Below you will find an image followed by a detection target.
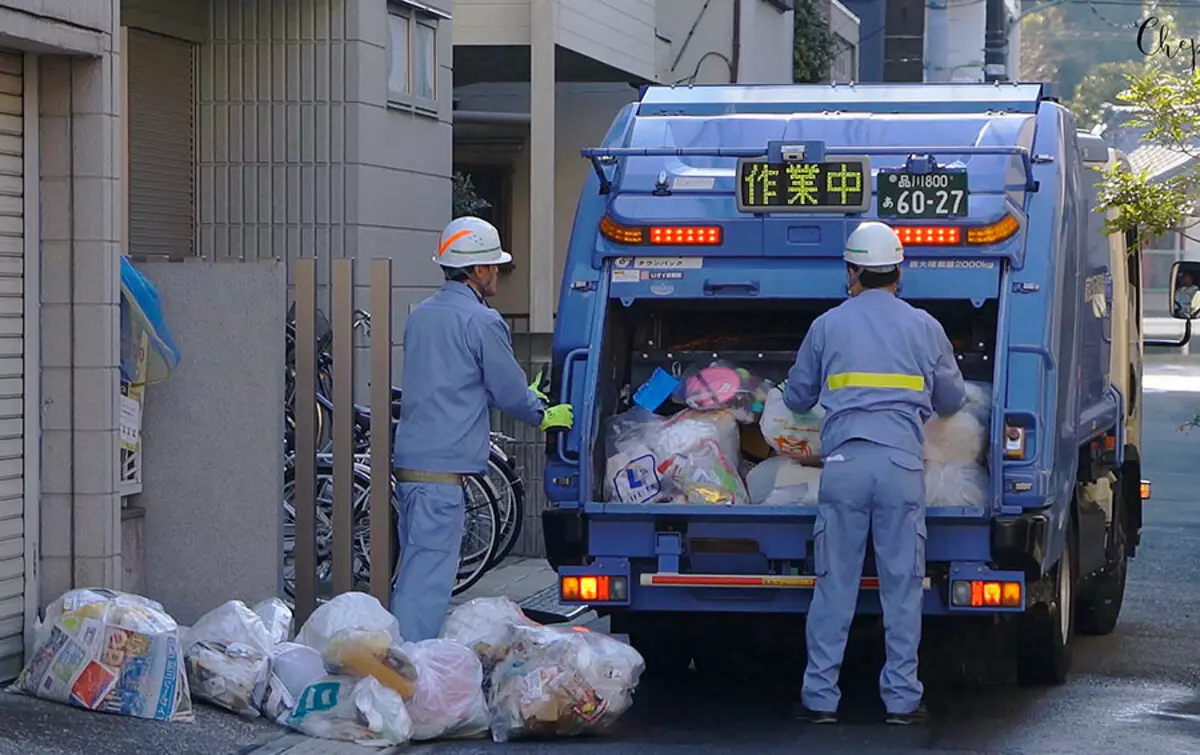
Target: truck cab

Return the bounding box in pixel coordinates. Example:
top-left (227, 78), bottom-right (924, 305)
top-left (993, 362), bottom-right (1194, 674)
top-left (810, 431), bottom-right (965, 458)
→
top-left (542, 83), bottom-right (1151, 685)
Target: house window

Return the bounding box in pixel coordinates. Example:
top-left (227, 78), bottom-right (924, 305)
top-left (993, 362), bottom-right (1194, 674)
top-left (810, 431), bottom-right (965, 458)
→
top-left (388, 3), bottom-right (439, 111)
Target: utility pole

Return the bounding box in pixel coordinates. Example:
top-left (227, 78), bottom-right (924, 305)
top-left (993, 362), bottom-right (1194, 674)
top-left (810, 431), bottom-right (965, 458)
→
top-left (984, 0), bottom-right (1007, 81)
top-left (925, 0), bottom-right (950, 82)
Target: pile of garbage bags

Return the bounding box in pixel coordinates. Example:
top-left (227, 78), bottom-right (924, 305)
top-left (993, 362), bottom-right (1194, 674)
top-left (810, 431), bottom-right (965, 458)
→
top-left (9, 588), bottom-right (644, 746)
top-left (604, 359), bottom-right (994, 510)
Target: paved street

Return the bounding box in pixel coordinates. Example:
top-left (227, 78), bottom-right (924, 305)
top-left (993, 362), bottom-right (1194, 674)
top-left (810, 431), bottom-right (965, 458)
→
top-left (3, 357), bottom-right (1200, 754)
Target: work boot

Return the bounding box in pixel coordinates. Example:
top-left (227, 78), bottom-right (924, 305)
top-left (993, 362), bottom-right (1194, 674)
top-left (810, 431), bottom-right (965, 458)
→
top-left (792, 703), bottom-right (837, 724)
top-left (885, 703), bottom-right (929, 726)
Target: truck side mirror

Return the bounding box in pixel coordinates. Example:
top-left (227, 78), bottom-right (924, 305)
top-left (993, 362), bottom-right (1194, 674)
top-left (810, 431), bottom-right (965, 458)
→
top-left (1169, 260), bottom-right (1200, 320)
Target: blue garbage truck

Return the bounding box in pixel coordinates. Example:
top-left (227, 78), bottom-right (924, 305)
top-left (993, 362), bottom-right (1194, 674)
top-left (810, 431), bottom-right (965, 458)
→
top-left (541, 82), bottom-right (1155, 685)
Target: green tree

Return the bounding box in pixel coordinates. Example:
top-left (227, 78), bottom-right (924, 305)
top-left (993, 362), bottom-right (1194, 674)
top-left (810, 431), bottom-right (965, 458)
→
top-left (793, 0), bottom-right (835, 83)
top-left (452, 171), bottom-right (491, 218)
top-left (1069, 61), bottom-right (1149, 131)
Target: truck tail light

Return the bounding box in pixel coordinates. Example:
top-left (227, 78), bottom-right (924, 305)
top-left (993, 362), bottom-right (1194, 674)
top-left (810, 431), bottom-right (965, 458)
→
top-left (966, 214), bottom-right (1020, 245)
top-left (599, 214), bottom-right (722, 246)
top-left (951, 579), bottom-right (1022, 608)
top-left (1141, 480), bottom-right (1152, 500)
top-left (560, 575), bottom-right (628, 603)
top-left (894, 226), bottom-right (962, 246)
top-left (600, 215), bottom-right (645, 245)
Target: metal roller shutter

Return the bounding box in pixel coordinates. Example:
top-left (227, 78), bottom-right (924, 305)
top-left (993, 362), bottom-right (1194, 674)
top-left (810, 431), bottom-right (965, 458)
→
top-left (0, 50), bottom-right (25, 684)
top-left (128, 29), bottom-right (195, 258)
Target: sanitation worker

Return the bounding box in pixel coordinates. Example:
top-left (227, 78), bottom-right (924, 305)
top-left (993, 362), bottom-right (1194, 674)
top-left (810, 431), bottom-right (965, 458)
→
top-left (782, 220), bottom-right (966, 725)
top-left (391, 215), bottom-right (574, 641)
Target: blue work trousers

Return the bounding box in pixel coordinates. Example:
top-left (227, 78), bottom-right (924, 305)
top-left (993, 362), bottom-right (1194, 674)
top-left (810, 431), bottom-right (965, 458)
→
top-left (802, 440), bottom-right (927, 715)
top-left (389, 481), bottom-right (465, 642)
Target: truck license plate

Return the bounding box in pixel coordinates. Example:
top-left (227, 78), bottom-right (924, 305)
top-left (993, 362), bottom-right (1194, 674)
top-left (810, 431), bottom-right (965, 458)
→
top-left (877, 170), bottom-right (969, 219)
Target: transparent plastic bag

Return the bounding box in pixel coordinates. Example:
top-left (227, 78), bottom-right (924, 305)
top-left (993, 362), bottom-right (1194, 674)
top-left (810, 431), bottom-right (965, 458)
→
top-left (403, 639), bottom-right (489, 741)
top-left (440, 597), bottom-right (539, 670)
top-left (924, 410), bottom-right (987, 465)
top-left (961, 380), bottom-right (993, 427)
top-left (13, 588), bottom-right (193, 722)
top-left (487, 626), bottom-right (645, 743)
top-left (323, 628), bottom-right (418, 700)
top-left (262, 642), bottom-right (326, 721)
top-left (183, 600), bottom-right (274, 717)
top-left (759, 386), bottom-right (825, 458)
top-left (252, 598), bottom-right (294, 645)
top-left (745, 456), bottom-right (822, 505)
top-left (654, 409), bottom-right (746, 504)
top-left (670, 360), bottom-right (769, 422)
top-left (925, 461), bottom-right (990, 508)
top-left (284, 675), bottom-right (413, 746)
top-left (604, 408), bottom-right (667, 504)
top-left (294, 592), bottom-right (402, 656)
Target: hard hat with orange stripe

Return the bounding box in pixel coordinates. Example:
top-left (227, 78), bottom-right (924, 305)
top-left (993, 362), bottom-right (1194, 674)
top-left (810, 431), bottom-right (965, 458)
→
top-left (434, 216), bottom-right (512, 268)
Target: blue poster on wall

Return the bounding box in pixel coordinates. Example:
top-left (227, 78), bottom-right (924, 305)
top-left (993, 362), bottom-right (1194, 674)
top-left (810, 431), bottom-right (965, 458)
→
top-left (120, 257), bottom-right (181, 384)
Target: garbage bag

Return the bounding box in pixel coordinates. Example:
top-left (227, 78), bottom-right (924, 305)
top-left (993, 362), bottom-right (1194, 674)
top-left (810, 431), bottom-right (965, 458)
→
top-left (324, 628), bottom-right (418, 700)
top-left (440, 597), bottom-right (539, 669)
top-left (487, 625), bottom-right (645, 743)
top-left (253, 598), bottom-right (294, 645)
top-left (925, 461), bottom-right (990, 508)
top-left (182, 600), bottom-right (274, 717)
top-left (759, 387), bottom-right (825, 458)
top-left (745, 456), bottom-right (822, 505)
top-left (284, 675), bottom-right (413, 746)
top-left (961, 380), bottom-right (993, 427)
top-left (294, 592), bottom-right (402, 656)
top-left (924, 410), bottom-right (987, 465)
top-left (262, 642), bottom-right (326, 721)
top-left (12, 588), bottom-right (193, 722)
top-left (403, 639), bottom-right (489, 741)
top-left (670, 360), bottom-right (769, 422)
top-left (654, 409), bottom-right (747, 504)
top-left (604, 407), bottom-right (668, 504)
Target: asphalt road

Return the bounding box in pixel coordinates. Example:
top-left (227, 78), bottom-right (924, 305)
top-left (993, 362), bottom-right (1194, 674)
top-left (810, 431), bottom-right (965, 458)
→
top-left (424, 360), bottom-right (1200, 755)
top-left (3, 358), bottom-right (1199, 755)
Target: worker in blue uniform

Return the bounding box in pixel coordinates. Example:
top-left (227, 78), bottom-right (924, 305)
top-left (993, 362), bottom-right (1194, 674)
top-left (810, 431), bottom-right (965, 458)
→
top-left (391, 216), bottom-right (574, 642)
top-left (783, 221), bottom-right (966, 725)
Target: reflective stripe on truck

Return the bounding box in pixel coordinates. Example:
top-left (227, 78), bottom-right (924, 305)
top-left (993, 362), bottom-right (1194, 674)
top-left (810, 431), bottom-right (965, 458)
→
top-left (639, 574), bottom-right (934, 590)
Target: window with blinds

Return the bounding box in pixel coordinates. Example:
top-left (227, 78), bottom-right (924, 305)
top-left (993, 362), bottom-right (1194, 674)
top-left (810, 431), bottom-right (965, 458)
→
top-left (127, 29), bottom-right (196, 259)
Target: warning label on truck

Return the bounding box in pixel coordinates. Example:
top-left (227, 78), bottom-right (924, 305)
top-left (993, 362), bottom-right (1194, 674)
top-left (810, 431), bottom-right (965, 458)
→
top-left (908, 259), bottom-right (996, 269)
top-left (614, 257), bottom-right (704, 270)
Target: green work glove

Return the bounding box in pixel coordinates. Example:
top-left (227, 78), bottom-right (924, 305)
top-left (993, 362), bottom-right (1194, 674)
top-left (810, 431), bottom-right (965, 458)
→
top-left (529, 369), bottom-right (549, 402)
top-left (540, 404), bottom-right (574, 432)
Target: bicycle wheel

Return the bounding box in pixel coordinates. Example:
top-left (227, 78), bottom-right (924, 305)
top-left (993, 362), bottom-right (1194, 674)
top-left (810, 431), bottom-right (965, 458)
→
top-left (282, 463), bottom-right (374, 600)
top-left (484, 451), bottom-right (525, 565)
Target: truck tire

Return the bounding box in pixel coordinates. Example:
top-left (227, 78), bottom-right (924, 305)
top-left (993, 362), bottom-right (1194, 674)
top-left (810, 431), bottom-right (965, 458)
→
top-left (1076, 496), bottom-right (1128, 636)
top-left (1016, 515), bottom-right (1077, 686)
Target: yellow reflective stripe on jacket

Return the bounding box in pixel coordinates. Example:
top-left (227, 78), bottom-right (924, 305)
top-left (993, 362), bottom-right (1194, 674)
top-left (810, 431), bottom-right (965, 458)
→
top-left (826, 372), bottom-right (926, 391)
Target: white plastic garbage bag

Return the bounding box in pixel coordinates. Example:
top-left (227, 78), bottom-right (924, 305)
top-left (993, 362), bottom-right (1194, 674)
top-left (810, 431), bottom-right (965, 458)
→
top-left (284, 675), bottom-right (414, 747)
top-left (604, 408), bottom-right (668, 504)
top-left (759, 387), bottom-right (825, 458)
top-left (654, 409), bottom-right (747, 505)
top-left (487, 625), bottom-right (645, 743)
top-left (262, 642), bottom-right (326, 721)
top-left (252, 598), bottom-right (294, 645)
top-left (323, 628), bottom-right (418, 700)
top-left (294, 592), bottom-right (402, 656)
top-left (745, 456), bottom-right (822, 505)
top-left (924, 410), bottom-right (987, 465)
top-left (961, 380), bottom-right (993, 426)
top-left (925, 461), bottom-right (990, 508)
top-left (403, 639), bottom-right (489, 741)
top-left (13, 588), bottom-right (193, 722)
top-left (440, 597), bottom-right (538, 669)
top-left (183, 600), bottom-right (274, 717)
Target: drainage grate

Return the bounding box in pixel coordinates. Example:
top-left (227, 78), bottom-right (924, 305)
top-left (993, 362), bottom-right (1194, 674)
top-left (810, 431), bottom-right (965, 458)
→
top-left (518, 584), bottom-right (590, 624)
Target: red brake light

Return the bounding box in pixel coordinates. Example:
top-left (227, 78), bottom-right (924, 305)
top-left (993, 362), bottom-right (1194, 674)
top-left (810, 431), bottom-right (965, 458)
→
top-left (894, 226), bottom-right (962, 246)
top-left (649, 226), bottom-right (722, 245)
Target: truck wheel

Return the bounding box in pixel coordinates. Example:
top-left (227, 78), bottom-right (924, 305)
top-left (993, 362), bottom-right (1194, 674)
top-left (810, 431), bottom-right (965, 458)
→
top-left (1076, 498), bottom-right (1128, 636)
top-left (1016, 516), bottom-right (1076, 686)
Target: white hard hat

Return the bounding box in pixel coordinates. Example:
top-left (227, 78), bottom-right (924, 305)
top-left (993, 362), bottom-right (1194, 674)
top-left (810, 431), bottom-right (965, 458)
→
top-left (434, 216), bottom-right (513, 268)
top-left (843, 221), bottom-right (904, 271)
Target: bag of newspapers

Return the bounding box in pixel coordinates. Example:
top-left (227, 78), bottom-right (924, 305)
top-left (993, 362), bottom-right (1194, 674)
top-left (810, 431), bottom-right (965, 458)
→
top-left (487, 625), bottom-right (645, 743)
top-left (12, 588), bottom-right (193, 722)
top-left (182, 600), bottom-right (274, 718)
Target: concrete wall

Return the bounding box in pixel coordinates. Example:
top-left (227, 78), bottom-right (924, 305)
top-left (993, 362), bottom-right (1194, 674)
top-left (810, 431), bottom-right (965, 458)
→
top-left (558, 0), bottom-right (656, 83)
top-left (455, 0), bottom-right (530, 46)
top-left (737, 0), bottom-right (795, 84)
top-left (840, 0), bottom-right (884, 81)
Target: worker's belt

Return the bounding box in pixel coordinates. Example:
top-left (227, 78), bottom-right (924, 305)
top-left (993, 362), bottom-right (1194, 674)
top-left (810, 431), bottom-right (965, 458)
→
top-left (827, 372), bottom-right (926, 391)
top-left (394, 469), bottom-right (464, 485)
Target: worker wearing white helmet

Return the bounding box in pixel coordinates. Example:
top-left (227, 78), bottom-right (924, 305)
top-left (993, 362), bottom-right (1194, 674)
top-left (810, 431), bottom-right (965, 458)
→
top-left (784, 220), bottom-right (966, 726)
top-left (391, 216), bottom-right (574, 641)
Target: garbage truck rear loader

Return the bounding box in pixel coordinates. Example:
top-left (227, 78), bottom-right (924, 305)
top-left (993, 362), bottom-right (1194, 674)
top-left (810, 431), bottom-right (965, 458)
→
top-left (540, 83), bottom-right (1153, 685)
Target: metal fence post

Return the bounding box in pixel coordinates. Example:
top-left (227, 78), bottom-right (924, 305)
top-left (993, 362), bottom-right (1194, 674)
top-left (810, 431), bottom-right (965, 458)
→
top-left (331, 258), bottom-right (355, 596)
top-left (293, 258), bottom-right (318, 625)
top-left (369, 258), bottom-right (394, 604)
